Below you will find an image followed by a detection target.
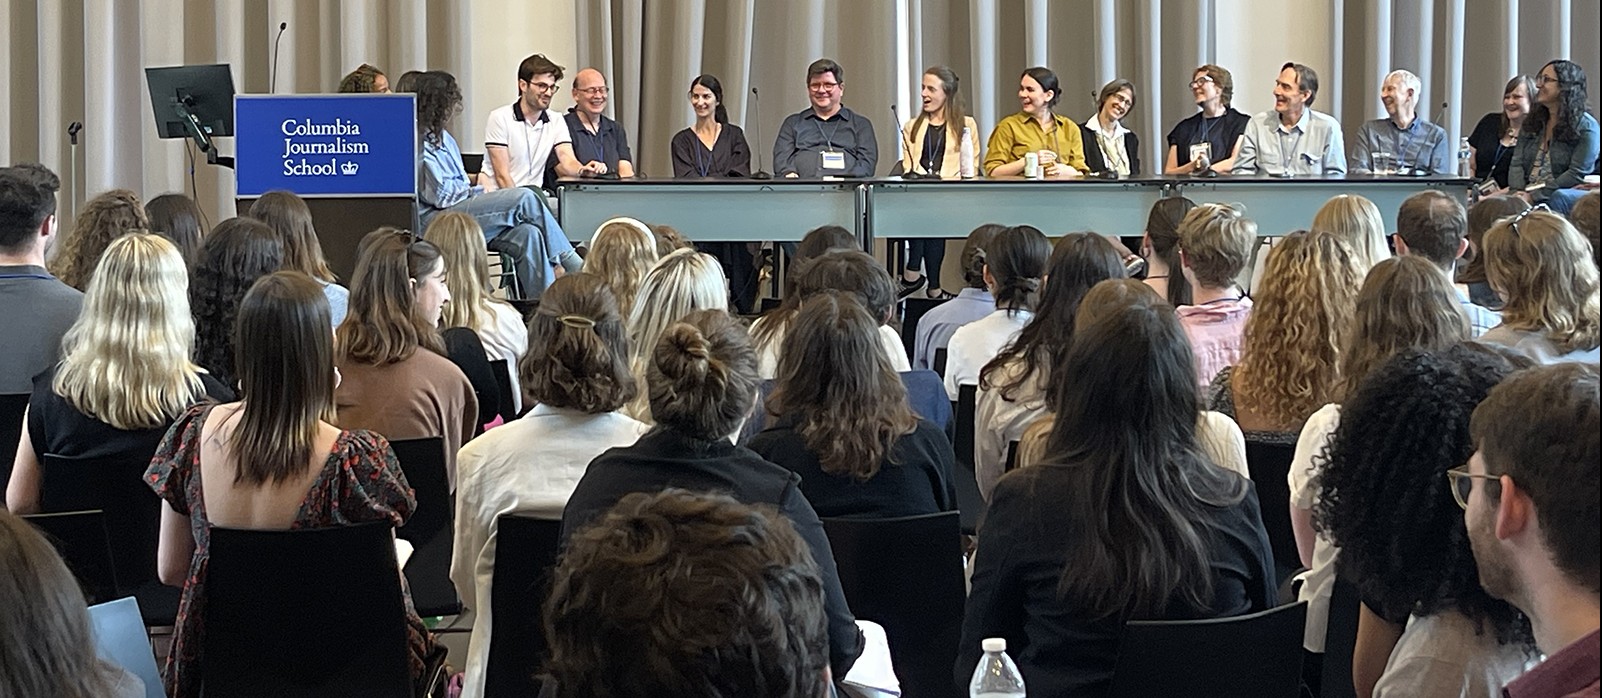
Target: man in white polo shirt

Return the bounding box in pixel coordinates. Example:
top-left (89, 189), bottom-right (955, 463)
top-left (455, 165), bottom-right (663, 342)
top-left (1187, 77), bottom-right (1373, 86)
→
top-left (484, 54), bottom-right (592, 191)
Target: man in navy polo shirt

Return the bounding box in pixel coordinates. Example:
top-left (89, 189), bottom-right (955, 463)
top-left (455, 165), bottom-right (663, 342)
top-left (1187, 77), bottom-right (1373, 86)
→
top-left (557, 68), bottom-right (636, 180)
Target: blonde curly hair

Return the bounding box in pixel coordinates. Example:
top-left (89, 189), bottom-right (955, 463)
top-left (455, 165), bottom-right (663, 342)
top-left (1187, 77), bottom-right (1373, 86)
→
top-left (49, 189), bottom-right (148, 290)
top-left (1233, 230), bottom-right (1363, 428)
top-left (1484, 210), bottom-right (1601, 353)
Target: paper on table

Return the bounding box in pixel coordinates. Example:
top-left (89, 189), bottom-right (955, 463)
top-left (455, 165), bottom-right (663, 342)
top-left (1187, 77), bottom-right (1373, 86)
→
top-left (842, 619), bottom-right (900, 697)
top-left (394, 539), bottom-right (414, 569)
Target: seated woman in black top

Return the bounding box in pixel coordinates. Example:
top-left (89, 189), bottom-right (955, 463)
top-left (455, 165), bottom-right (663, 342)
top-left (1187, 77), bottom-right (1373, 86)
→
top-left (669, 74), bottom-right (759, 313)
top-left (563, 309), bottom-right (865, 678)
top-left (1467, 75), bottom-right (1536, 191)
top-left (1081, 79), bottom-right (1141, 176)
top-left (7, 233), bottom-right (230, 514)
top-left (1163, 64), bottom-right (1251, 175)
top-left (957, 279), bottom-right (1275, 697)
top-left (750, 291), bottom-right (956, 518)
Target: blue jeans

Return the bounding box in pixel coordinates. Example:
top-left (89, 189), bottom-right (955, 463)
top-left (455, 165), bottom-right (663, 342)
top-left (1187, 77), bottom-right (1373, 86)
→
top-left (422, 186), bottom-right (577, 298)
top-left (1547, 187), bottom-right (1586, 215)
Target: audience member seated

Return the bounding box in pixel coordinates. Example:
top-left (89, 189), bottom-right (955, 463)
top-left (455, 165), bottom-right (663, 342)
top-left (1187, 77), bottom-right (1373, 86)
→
top-left (144, 192), bottom-right (204, 265)
top-left (1394, 190), bottom-right (1503, 337)
top-left (1233, 62), bottom-right (1346, 176)
top-left (1175, 204), bottom-right (1256, 392)
top-left (912, 223), bottom-right (1003, 371)
top-left (1012, 279), bottom-right (1249, 479)
top-left (6, 234), bottom-right (230, 512)
top-left (975, 233), bottom-right (1125, 497)
top-left (482, 54), bottom-right (585, 190)
top-left (650, 222), bottom-right (694, 258)
top-left (984, 66), bottom-right (1088, 178)
top-left (0, 509), bottom-right (144, 698)
top-left (1313, 193), bottom-right (1392, 274)
top-left (48, 188), bottom-right (146, 292)
top-left (774, 58), bottom-right (879, 178)
top-left (450, 273), bottom-right (647, 698)
top-left (1081, 78), bottom-right (1141, 176)
top-left (1318, 344), bottom-right (1537, 698)
top-left (1163, 64), bottom-right (1251, 175)
top-left (147, 271), bottom-right (439, 698)
top-left (750, 291), bottom-right (956, 518)
top-left (335, 231), bottom-right (478, 488)
top-left (1571, 190), bottom-right (1600, 270)
top-left (1349, 70), bottom-right (1451, 175)
top-left (754, 248), bottom-right (910, 380)
top-left (1479, 208), bottom-right (1601, 364)
top-left (1464, 363), bottom-right (1600, 698)
top-left (337, 63), bottom-right (390, 93)
top-left (1291, 256), bottom-right (1473, 663)
top-left (426, 212), bottom-right (531, 415)
top-left (581, 216), bottom-right (658, 320)
top-left (944, 225), bottom-right (1050, 399)
top-left (412, 70), bottom-right (580, 299)
top-left (751, 224), bottom-right (858, 368)
top-left (1467, 76), bottom-right (1535, 191)
top-left (623, 247), bottom-right (728, 422)
top-left (1459, 195), bottom-right (1529, 310)
top-left (545, 489), bottom-right (831, 698)
top-left (248, 190), bottom-right (349, 325)
top-left (190, 218), bottom-right (284, 389)
top-left (1140, 196), bottom-right (1197, 305)
top-left (564, 309), bottom-right (865, 677)
top-left (958, 277), bottom-right (1274, 697)
top-left (0, 163), bottom-right (80, 396)
top-left (1509, 60), bottom-right (1599, 214)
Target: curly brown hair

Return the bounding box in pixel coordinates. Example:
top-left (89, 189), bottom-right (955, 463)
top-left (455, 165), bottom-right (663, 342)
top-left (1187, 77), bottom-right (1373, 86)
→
top-left (50, 189), bottom-right (148, 290)
top-left (522, 273), bottom-right (637, 414)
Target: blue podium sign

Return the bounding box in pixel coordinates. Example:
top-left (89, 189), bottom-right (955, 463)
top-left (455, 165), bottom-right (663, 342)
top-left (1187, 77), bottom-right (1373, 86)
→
top-left (234, 94), bottom-right (417, 197)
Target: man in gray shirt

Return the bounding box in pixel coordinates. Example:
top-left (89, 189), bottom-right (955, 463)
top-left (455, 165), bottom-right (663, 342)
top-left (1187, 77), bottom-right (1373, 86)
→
top-left (774, 58), bottom-right (879, 178)
top-left (0, 163), bottom-right (82, 395)
top-left (1350, 70), bottom-right (1451, 175)
top-left (1232, 62), bottom-right (1346, 177)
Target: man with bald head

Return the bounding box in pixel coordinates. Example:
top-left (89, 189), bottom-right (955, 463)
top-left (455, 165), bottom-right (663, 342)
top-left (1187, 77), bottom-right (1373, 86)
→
top-left (554, 68), bottom-right (636, 180)
top-left (1350, 69), bottom-right (1451, 175)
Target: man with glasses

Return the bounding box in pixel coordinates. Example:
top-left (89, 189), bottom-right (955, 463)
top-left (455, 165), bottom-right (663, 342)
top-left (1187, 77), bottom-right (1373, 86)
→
top-left (1232, 62), bottom-right (1346, 177)
top-left (556, 69), bottom-right (635, 180)
top-left (774, 58), bottom-right (879, 178)
top-left (1458, 363), bottom-right (1600, 697)
top-left (484, 53), bottom-right (588, 192)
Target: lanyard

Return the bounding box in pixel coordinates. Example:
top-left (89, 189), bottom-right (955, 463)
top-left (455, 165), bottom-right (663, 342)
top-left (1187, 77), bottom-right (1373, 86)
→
top-left (814, 117), bottom-right (841, 150)
top-left (921, 124), bottom-right (945, 173)
top-left (1393, 122), bottom-right (1421, 169)
top-left (1278, 127), bottom-right (1306, 173)
top-left (692, 125), bottom-right (718, 177)
top-left (577, 121), bottom-right (607, 164)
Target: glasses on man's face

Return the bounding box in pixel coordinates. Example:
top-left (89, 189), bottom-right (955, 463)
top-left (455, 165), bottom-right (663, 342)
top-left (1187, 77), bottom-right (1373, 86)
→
top-left (1445, 466), bottom-right (1499, 509)
top-left (577, 86), bottom-right (609, 97)
top-left (809, 81), bottom-right (840, 93)
top-left (526, 81), bottom-right (560, 95)
top-left (1507, 203), bottom-right (1550, 237)
top-left (1190, 76), bottom-right (1214, 89)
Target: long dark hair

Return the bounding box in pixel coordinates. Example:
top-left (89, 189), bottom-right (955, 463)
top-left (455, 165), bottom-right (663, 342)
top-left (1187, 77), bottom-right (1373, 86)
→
top-left (338, 229), bottom-right (446, 365)
top-left (769, 291), bottom-right (918, 479)
top-left (750, 224), bottom-right (857, 351)
top-left (1525, 60), bottom-right (1589, 144)
top-left (191, 217), bottom-right (285, 387)
top-left (1035, 280), bottom-right (1249, 619)
top-left (914, 65), bottom-right (967, 140)
top-left (233, 271), bottom-right (336, 484)
top-left (980, 232), bottom-right (1126, 402)
top-left (986, 225), bottom-right (1050, 314)
top-left (1499, 75), bottom-right (1537, 136)
top-left (690, 74), bottom-right (728, 124)
top-left (1145, 197), bottom-right (1197, 306)
top-left (411, 70), bottom-right (463, 147)
top-left (249, 190), bottom-right (336, 283)
top-left (145, 192), bottom-right (204, 264)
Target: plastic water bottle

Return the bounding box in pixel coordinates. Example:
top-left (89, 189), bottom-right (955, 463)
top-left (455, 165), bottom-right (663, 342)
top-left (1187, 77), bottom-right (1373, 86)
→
top-left (959, 126), bottom-right (976, 179)
top-left (969, 638), bottom-right (1026, 697)
top-left (1457, 136), bottom-right (1472, 178)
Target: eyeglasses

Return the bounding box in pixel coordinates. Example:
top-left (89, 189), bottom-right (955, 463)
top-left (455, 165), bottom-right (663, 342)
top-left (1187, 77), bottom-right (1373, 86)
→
top-left (1535, 74), bottom-right (1559, 86)
top-left (525, 81), bottom-right (560, 94)
top-left (1190, 76), bottom-right (1215, 88)
top-left (1507, 203), bottom-right (1550, 237)
top-left (808, 81), bottom-right (841, 92)
top-left (576, 86), bottom-right (609, 97)
top-left (1445, 466), bottom-right (1500, 509)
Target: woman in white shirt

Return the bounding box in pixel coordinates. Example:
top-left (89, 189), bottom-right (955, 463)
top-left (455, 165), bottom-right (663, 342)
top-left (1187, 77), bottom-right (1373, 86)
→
top-left (1081, 79), bottom-right (1142, 176)
top-left (426, 211), bottom-right (531, 415)
top-left (751, 248), bottom-right (911, 380)
top-left (944, 225), bottom-right (1050, 399)
top-left (450, 273), bottom-right (649, 698)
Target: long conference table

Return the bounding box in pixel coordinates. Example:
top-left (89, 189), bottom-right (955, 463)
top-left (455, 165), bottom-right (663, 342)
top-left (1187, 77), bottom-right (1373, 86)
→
top-left (555, 174), bottom-right (1471, 247)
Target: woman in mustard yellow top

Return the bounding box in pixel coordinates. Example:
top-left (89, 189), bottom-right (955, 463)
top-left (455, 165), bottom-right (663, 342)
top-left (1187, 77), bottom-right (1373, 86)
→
top-left (984, 67), bottom-right (1089, 178)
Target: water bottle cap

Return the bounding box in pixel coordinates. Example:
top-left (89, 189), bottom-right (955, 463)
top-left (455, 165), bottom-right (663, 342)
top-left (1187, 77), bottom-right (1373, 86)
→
top-left (982, 638), bottom-right (1007, 652)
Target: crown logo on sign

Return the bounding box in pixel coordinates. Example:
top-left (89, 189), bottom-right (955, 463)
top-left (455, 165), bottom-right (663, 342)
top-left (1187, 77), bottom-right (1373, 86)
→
top-left (341, 161), bottom-right (359, 175)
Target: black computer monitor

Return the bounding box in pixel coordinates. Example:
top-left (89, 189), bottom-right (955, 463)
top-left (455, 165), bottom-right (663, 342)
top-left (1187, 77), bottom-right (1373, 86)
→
top-left (144, 64), bottom-right (236, 141)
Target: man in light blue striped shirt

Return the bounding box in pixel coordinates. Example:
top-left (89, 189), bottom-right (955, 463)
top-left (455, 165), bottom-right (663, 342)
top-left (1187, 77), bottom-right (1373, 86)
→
top-left (1350, 70), bottom-right (1452, 175)
top-left (1232, 62), bottom-right (1347, 177)
top-left (1393, 191), bottom-right (1502, 337)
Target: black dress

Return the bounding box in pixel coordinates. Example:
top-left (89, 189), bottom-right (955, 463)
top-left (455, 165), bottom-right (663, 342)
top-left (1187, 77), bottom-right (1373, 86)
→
top-left (1468, 112), bottom-right (1516, 188)
top-left (670, 124), bottom-right (760, 313)
top-left (748, 417), bottom-right (957, 519)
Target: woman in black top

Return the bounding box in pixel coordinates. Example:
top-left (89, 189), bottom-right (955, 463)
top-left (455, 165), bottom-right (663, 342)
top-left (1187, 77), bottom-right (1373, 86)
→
top-left (669, 74), bottom-right (759, 313)
top-left (750, 291), bottom-right (956, 518)
top-left (1164, 65), bottom-right (1251, 175)
top-left (1081, 79), bottom-right (1142, 176)
top-left (957, 281), bottom-right (1274, 696)
top-left (1467, 75), bottom-right (1536, 191)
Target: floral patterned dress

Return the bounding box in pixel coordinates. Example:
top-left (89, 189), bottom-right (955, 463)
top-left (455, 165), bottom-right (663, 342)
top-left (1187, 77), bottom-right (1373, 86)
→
top-left (145, 403), bottom-right (440, 698)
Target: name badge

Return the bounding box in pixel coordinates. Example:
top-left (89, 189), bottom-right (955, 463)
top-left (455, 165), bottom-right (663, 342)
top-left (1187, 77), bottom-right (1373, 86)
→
top-left (820, 150), bottom-right (847, 170)
top-left (1189, 143), bottom-right (1212, 163)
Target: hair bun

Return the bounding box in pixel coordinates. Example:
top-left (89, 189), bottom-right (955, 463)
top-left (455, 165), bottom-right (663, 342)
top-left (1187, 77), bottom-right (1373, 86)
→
top-left (654, 322), bottom-right (717, 384)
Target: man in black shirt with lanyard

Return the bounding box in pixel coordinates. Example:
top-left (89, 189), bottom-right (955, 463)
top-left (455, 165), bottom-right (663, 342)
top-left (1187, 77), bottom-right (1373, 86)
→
top-left (552, 68), bottom-right (636, 181)
top-left (774, 58), bottom-right (879, 178)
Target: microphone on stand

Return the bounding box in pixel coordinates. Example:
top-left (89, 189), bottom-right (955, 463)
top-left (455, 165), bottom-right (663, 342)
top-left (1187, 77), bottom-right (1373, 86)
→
top-left (893, 103), bottom-right (926, 179)
top-left (749, 87), bottom-right (772, 180)
top-left (270, 21), bottom-right (288, 93)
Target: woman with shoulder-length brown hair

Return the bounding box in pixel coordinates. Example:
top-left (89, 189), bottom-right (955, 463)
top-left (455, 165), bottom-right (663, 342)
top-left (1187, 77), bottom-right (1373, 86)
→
top-left (248, 190), bottom-right (348, 324)
top-left (449, 273), bottom-right (648, 698)
top-left (750, 290), bottom-right (956, 518)
top-left (1480, 208), bottom-right (1601, 364)
top-left (145, 192), bottom-right (205, 264)
top-left (335, 230), bottom-right (479, 487)
top-left (146, 271), bottom-right (440, 698)
top-left (49, 188), bottom-right (148, 290)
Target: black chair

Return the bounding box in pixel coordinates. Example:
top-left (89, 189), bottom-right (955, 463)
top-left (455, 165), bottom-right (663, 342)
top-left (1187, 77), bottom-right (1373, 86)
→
top-left (822, 512), bottom-right (966, 698)
top-left (900, 297), bottom-right (948, 363)
top-left (1004, 440), bottom-right (1020, 473)
top-left (1319, 577), bottom-right (1362, 698)
top-left (201, 521), bottom-right (413, 697)
top-left (488, 358), bottom-right (520, 423)
top-left (23, 509), bottom-right (120, 603)
top-left (1107, 601), bottom-right (1308, 698)
top-left (954, 384), bottom-right (977, 470)
top-left (388, 436), bottom-right (461, 618)
top-left (483, 514), bottom-right (565, 698)
top-left (932, 347), bottom-right (949, 377)
top-left (0, 393), bottom-right (30, 490)
top-left (1245, 440), bottom-right (1302, 586)
top-left (40, 452), bottom-right (179, 624)
top-left (952, 384), bottom-right (983, 533)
